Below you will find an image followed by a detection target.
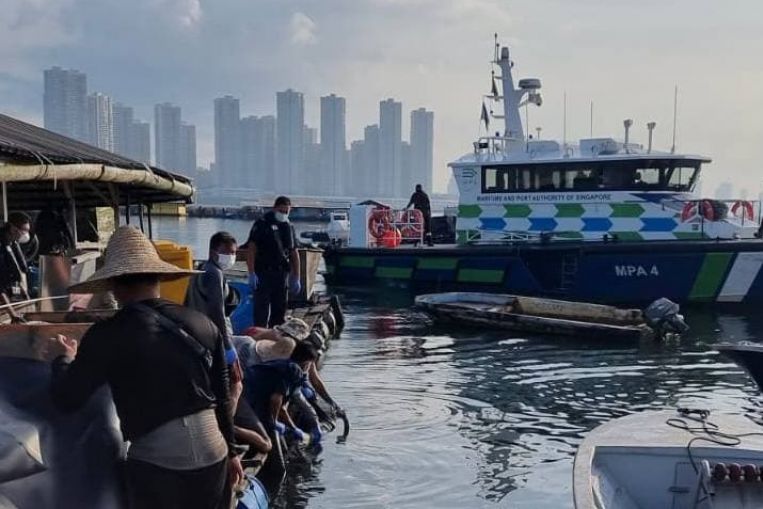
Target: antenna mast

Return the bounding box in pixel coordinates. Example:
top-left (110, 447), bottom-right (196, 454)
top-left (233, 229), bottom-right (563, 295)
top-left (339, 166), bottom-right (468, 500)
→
top-left (671, 85), bottom-right (678, 154)
top-left (563, 91), bottom-right (567, 150)
top-left (590, 101), bottom-right (594, 137)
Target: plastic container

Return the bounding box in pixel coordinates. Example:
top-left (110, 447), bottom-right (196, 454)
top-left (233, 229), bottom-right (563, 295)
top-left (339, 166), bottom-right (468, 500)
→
top-left (153, 240), bottom-right (193, 304)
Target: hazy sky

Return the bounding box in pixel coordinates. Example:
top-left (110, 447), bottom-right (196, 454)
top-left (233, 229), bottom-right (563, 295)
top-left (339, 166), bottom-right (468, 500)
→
top-left (1, 0), bottom-right (761, 195)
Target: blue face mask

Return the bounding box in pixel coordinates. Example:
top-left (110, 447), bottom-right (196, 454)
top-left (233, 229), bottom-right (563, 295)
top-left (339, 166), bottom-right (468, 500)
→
top-left (275, 212), bottom-right (289, 223)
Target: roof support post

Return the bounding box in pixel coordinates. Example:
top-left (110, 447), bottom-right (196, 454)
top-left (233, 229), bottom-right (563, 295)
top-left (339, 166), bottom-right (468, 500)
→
top-left (138, 203), bottom-right (145, 233)
top-left (63, 182), bottom-right (78, 245)
top-left (2, 182), bottom-right (7, 222)
top-left (147, 204), bottom-right (154, 240)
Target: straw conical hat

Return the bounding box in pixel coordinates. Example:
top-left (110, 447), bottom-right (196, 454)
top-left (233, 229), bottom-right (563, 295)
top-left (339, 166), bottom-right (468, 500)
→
top-left (69, 226), bottom-right (198, 294)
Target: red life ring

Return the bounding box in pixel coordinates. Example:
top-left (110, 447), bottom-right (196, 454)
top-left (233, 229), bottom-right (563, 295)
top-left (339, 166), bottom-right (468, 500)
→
top-left (398, 209), bottom-right (424, 238)
top-left (731, 200), bottom-right (754, 220)
top-left (699, 200), bottom-right (716, 221)
top-left (682, 200), bottom-right (717, 222)
top-left (681, 202), bottom-right (696, 222)
top-left (368, 209), bottom-right (392, 239)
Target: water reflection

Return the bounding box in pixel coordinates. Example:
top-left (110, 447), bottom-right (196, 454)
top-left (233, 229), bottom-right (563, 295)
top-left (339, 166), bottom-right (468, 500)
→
top-left (276, 297), bottom-right (763, 509)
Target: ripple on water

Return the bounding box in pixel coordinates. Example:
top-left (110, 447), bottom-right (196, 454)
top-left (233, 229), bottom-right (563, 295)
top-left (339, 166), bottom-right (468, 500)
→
top-left (280, 301), bottom-right (763, 508)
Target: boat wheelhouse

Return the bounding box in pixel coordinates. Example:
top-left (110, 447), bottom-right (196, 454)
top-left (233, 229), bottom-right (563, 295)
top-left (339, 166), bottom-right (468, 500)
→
top-left (450, 43), bottom-right (757, 244)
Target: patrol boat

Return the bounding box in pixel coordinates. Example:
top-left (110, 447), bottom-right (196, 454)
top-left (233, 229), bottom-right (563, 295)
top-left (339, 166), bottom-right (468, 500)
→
top-left (324, 40), bottom-right (763, 305)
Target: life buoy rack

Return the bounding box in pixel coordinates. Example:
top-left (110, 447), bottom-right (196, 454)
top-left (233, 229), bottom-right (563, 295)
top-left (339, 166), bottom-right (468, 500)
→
top-left (731, 200), bottom-right (755, 220)
top-left (398, 209), bottom-right (424, 238)
top-left (681, 200), bottom-right (716, 222)
top-left (368, 209), bottom-right (392, 239)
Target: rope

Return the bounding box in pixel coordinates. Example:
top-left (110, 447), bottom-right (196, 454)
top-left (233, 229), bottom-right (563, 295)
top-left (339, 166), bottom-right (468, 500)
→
top-left (666, 407), bottom-right (763, 473)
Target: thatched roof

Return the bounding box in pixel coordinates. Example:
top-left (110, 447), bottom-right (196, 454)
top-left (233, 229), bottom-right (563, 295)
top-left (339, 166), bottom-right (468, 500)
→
top-left (0, 113), bottom-right (194, 209)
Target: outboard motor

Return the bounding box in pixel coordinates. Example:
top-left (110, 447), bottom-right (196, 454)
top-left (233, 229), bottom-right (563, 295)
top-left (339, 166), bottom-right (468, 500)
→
top-left (644, 298), bottom-right (689, 339)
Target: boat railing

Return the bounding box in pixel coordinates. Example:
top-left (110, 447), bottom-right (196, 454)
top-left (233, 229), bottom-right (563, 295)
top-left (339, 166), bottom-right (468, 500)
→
top-left (368, 208), bottom-right (425, 246)
top-left (473, 135), bottom-right (518, 157)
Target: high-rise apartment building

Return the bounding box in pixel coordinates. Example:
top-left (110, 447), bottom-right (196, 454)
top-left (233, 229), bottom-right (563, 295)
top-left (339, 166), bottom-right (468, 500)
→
top-left (179, 123), bottom-right (197, 174)
top-left (349, 140), bottom-right (365, 198)
top-left (363, 124), bottom-right (380, 198)
top-left (43, 67), bottom-right (88, 142)
top-left (154, 103), bottom-right (182, 170)
top-left (130, 122), bottom-right (151, 163)
top-left (214, 96), bottom-right (241, 187)
top-left (410, 108), bottom-right (434, 192)
top-left (112, 103), bottom-right (134, 157)
top-left (240, 115), bottom-right (277, 190)
top-left (276, 89), bottom-right (305, 194)
top-left (379, 99), bottom-right (402, 197)
top-left (87, 93), bottom-right (114, 151)
top-left (256, 116), bottom-right (276, 191)
top-left (320, 94), bottom-right (347, 196)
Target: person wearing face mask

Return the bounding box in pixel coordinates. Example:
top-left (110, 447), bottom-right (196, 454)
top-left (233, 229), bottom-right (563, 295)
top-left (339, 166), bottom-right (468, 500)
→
top-left (185, 232), bottom-right (242, 388)
top-left (0, 212), bottom-right (32, 314)
top-left (246, 196), bottom-right (301, 328)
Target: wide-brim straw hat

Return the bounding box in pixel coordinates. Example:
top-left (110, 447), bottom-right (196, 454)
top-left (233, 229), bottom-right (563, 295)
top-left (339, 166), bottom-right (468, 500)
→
top-left (255, 337), bottom-right (296, 363)
top-left (69, 226), bottom-right (199, 294)
top-left (274, 318), bottom-right (310, 341)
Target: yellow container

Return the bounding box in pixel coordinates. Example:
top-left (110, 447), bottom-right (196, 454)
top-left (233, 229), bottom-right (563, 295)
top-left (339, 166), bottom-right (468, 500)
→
top-left (154, 240), bottom-right (194, 304)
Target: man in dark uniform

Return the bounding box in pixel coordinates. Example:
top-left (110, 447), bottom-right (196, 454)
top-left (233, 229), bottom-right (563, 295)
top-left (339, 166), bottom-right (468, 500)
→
top-left (246, 196), bottom-right (301, 328)
top-left (0, 212), bottom-right (32, 316)
top-left (406, 184), bottom-right (433, 246)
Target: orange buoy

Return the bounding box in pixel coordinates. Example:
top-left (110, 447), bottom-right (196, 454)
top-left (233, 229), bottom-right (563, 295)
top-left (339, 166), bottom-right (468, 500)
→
top-left (381, 228), bottom-right (402, 248)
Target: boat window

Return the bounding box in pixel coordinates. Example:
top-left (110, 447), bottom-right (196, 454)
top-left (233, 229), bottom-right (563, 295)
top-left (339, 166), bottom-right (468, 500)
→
top-left (666, 165), bottom-right (699, 190)
top-left (481, 161), bottom-right (701, 193)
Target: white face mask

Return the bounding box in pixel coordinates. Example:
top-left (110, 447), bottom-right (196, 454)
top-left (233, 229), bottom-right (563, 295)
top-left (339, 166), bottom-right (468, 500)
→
top-left (216, 253), bottom-right (236, 270)
top-left (275, 212), bottom-right (289, 223)
top-left (18, 232), bottom-right (30, 244)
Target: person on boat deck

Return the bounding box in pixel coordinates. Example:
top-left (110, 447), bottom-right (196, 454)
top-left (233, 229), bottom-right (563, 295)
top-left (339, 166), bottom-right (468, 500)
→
top-left (406, 184), bottom-right (433, 246)
top-left (0, 212), bottom-right (32, 316)
top-left (237, 318), bottom-right (340, 425)
top-left (243, 337), bottom-right (320, 480)
top-left (44, 226), bottom-right (243, 509)
top-left (246, 196), bottom-right (301, 328)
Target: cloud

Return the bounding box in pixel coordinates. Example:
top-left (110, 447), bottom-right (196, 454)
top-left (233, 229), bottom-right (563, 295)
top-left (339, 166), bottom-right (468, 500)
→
top-left (1, 0), bottom-right (763, 195)
top-left (289, 12), bottom-right (317, 46)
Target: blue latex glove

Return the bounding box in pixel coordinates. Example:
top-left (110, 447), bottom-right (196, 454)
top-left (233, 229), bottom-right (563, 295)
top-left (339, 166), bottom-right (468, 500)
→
top-left (289, 274), bottom-right (301, 295)
top-left (248, 273), bottom-right (259, 290)
top-left (309, 427), bottom-right (322, 444)
top-left (287, 427), bottom-right (306, 443)
top-left (274, 421), bottom-right (286, 436)
top-left (301, 384), bottom-right (316, 401)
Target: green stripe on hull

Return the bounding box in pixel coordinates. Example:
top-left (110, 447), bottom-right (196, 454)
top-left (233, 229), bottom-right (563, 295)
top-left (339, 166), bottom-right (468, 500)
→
top-left (459, 205), bottom-right (482, 218)
top-left (689, 253), bottom-right (734, 301)
top-left (340, 256), bottom-right (376, 268)
top-left (457, 268), bottom-right (504, 283)
top-left (417, 257), bottom-right (459, 270)
top-left (609, 204), bottom-right (645, 217)
top-left (375, 266), bottom-right (413, 279)
top-left (503, 204), bottom-right (532, 218)
top-left (555, 204), bottom-right (585, 217)
top-left (674, 232), bottom-right (708, 240)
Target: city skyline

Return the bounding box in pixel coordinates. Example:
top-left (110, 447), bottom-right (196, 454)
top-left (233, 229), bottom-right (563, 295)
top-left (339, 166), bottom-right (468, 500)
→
top-left (10, 1), bottom-right (762, 199)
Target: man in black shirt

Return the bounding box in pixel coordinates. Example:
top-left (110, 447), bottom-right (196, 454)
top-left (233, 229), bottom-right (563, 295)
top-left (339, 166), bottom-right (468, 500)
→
top-left (406, 184), bottom-right (433, 246)
top-left (246, 196), bottom-right (301, 327)
top-left (0, 212), bottom-right (32, 315)
top-left (44, 226), bottom-right (243, 509)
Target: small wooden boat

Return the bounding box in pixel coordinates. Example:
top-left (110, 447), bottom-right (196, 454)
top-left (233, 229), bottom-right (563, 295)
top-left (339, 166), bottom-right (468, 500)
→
top-left (573, 343), bottom-right (763, 509)
top-left (415, 292), bottom-right (667, 340)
